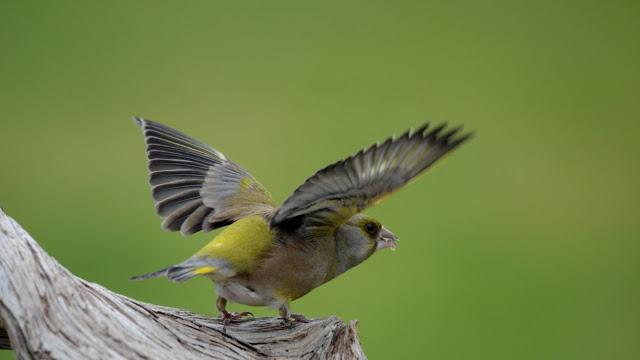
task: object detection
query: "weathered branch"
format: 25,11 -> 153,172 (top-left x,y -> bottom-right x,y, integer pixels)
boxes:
0,209 -> 366,359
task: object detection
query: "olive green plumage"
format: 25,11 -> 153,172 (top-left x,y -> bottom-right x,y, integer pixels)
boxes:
131,117 -> 471,321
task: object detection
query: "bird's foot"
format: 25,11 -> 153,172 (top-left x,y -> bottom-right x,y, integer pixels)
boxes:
221,310 -> 254,325
290,313 -> 310,323
281,313 -> 310,326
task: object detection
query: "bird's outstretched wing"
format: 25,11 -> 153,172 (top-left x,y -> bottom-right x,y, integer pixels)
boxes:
134,117 -> 275,235
271,123 -> 471,235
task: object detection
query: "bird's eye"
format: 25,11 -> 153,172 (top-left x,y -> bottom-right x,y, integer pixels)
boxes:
364,222 -> 377,235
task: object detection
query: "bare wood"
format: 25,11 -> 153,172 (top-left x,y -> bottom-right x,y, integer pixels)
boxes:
0,209 -> 366,359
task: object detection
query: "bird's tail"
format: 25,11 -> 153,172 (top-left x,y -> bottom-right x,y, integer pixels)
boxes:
129,267 -> 170,281
130,263 -> 216,282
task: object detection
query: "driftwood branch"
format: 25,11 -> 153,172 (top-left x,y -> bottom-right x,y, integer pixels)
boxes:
0,209 -> 366,359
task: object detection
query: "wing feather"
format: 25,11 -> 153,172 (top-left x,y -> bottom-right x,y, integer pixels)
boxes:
134,117 -> 275,235
271,123 -> 471,234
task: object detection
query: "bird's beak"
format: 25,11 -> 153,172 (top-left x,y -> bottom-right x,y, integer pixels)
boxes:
376,227 -> 398,251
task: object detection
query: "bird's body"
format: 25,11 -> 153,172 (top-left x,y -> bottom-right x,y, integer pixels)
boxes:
198,214 -> 337,309
131,117 -> 470,321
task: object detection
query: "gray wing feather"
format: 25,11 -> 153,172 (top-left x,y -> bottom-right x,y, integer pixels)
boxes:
271,123 -> 471,231
134,117 -> 275,235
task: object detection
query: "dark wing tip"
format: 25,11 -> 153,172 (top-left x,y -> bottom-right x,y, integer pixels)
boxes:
132,116 -> 145,127
453,129 -> 474,144
412,122 -> 431,136
446,126 -> 474,148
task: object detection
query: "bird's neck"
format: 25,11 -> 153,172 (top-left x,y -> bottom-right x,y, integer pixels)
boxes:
331,226 -> 375,280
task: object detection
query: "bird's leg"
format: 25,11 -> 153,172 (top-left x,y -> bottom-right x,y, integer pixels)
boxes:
278,303 -> 290,320
216,297 -> 253,325
278,303 -> 309,324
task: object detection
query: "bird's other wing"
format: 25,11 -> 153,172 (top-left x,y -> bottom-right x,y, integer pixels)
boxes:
134,117 -> 275,235
270,123 -> 472,235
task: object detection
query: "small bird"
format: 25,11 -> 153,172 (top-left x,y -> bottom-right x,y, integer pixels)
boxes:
130,117 -> 471,323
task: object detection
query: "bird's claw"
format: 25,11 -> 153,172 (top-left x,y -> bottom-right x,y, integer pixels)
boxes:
290,314 -> 310,323
221,311 -> 254,325
281,313 -> 310,326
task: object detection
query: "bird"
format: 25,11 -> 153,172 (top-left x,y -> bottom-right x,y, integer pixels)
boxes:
130,117 -> 471,324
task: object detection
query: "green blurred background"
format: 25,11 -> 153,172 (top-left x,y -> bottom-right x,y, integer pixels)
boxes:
1,1 -> 638,359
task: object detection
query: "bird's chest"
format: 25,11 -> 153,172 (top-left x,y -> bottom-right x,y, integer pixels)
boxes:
250,239 -> 338,302
214,242 -> 336,307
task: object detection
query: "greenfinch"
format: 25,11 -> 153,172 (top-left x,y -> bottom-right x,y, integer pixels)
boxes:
131,118 -> 470,323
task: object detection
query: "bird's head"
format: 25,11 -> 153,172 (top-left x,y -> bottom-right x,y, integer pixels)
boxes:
335,214 -> 398,273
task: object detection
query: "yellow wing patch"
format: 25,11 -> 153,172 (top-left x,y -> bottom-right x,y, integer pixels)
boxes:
196,215 -> 273,273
